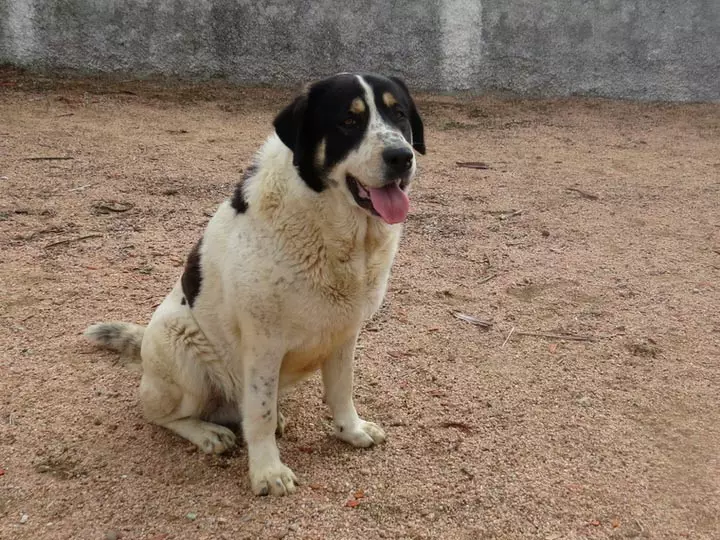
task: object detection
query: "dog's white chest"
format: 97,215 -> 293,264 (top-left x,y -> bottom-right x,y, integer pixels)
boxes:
276,228 -> 398,380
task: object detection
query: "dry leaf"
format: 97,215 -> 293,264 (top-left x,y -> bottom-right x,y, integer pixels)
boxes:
353,489 -> 365,499
589,520 -> 601,527
345,499 -> 360,508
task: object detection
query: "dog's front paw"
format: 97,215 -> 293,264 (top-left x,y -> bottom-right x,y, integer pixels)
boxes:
250,462 -> 299,496
335,420 -> 386,448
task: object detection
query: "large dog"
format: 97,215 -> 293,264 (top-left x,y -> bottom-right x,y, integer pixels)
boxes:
85,72 -> 425,496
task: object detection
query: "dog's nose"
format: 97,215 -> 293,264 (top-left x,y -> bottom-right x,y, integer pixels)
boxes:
382,147 -> 414,176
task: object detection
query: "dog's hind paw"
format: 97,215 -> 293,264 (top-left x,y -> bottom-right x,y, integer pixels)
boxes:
335,420 -> 386,448
198,424 -> 237,454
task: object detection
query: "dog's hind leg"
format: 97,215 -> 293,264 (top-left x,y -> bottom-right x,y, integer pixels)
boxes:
138,314 -> 237,455
275,410 -> 287,438
138,372 -> 237,454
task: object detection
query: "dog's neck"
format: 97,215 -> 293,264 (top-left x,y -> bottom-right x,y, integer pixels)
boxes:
245,135 -> 401,262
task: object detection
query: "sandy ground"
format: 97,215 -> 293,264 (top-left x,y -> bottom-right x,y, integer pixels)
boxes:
1,68 -> 719,540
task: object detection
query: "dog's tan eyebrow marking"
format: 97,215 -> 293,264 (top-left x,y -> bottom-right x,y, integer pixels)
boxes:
315,138 -> 326,167
382,92 -> 397,107
350,98 -> 366,114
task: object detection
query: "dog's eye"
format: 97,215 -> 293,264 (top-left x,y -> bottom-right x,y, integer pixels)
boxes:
393,107 -> 407,120
342,117 -> 357,127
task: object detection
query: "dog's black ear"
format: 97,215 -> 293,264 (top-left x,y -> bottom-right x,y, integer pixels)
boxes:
273,94 -> 307,159
390,76 -> 425,155
273,90 -> 325,192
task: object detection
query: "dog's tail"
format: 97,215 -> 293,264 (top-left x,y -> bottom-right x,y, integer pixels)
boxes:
84,322 -> 145,361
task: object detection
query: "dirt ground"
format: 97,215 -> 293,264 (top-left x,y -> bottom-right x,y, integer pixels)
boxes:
1,68 -> 719,540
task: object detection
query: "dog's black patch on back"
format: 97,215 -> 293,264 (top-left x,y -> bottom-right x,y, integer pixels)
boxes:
181,238 -> 203,308
230,164 -> 257,213
231,184 -> 248,213
180,297 -> 187,306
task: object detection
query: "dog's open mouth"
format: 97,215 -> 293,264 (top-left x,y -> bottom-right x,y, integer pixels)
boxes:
346,175 -> 410,224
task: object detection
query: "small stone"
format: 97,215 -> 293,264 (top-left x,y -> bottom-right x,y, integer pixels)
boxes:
186,512 -> 197,521
541,229 -> 550,237
104,530 -> 122,540
20,513 -> 28,524
578,396 -> 591,407
93,418 -> 103,426
288,524 -> 298,532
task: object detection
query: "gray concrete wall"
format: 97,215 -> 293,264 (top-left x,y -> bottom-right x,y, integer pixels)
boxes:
1,1 -> 718,102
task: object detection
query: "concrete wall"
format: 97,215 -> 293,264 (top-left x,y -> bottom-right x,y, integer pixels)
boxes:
1,0 -> 718,102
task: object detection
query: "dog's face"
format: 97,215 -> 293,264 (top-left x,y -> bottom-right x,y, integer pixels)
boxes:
273,73 -> 425,225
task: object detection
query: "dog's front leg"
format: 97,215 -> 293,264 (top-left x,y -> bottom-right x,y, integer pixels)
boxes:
243,345 -> 298,496
322,333 -> 386,447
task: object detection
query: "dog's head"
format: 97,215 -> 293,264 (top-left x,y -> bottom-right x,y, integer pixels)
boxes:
273,73 -> 425,225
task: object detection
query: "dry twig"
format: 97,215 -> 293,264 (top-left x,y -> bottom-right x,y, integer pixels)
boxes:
456,161 -> 491,170
69,183 -> 94,192
44,233 -> 103,249
515,330 -> 595,342
478,273 -> 498,285
23,156 -> 74,161
499,210 -> 523,220
566,187 -> 599,200
451,311 -> 493,328
501,326 -> 515,347
439,421 -> 473,432
92,201 -> 133,213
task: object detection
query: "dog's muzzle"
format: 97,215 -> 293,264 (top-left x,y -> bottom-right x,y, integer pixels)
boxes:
346,172 -> 411,225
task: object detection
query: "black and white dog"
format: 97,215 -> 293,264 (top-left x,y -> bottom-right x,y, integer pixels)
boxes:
85,72 -> 425,496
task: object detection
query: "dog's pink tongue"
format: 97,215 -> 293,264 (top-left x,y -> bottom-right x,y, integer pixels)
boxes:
368,184 -> 410,224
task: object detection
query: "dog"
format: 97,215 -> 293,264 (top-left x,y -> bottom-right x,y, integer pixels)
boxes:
84,72 -> 425,496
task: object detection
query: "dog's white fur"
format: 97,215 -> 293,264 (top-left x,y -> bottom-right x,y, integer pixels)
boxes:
85,75 -> 419,496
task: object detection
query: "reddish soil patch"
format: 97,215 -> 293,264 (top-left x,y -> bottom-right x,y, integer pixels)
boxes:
1,70 -> 719,539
